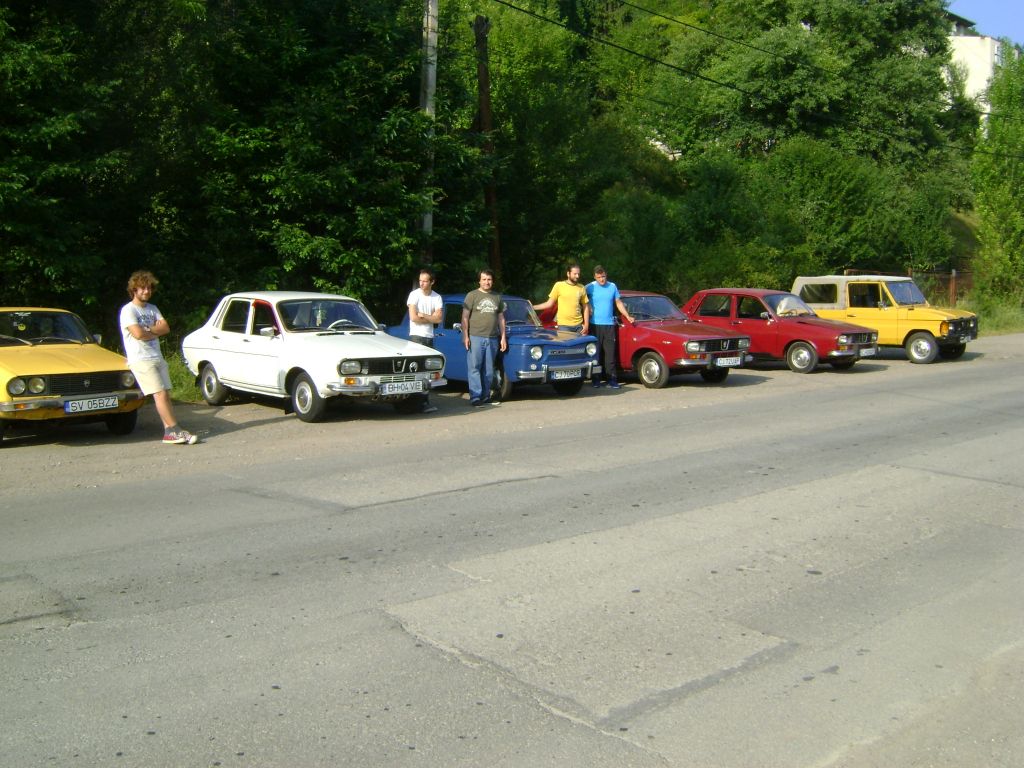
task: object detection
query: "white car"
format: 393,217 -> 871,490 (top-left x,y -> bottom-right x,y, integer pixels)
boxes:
181,292 -> 446,422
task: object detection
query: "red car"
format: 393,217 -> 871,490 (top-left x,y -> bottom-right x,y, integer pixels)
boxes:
682,288 -> 878,373
614,291 -> 751,387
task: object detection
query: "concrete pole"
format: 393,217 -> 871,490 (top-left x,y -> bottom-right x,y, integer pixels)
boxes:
419,0 -> 438,259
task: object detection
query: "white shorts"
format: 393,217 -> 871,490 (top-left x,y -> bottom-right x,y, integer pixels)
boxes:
130,358 -> 172,395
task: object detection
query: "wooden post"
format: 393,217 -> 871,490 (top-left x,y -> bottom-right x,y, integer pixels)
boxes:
473,15 -> 502,280
419,0 -> 438,263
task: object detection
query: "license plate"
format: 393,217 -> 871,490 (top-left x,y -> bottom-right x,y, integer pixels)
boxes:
551,368 -> 581,380
65,396 -> 119,414
859,347 -> 876,357
959,335 -> 970,343
715,356 -> 741,367
380,380 -> 425,395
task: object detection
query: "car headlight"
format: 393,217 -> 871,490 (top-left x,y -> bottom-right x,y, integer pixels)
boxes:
837,334 -> 850,345
529,346 -> 543,361
338,360 -> 364,375
28,377 -> 47,394
8,377 -> 26,395
120,371 -> 137,388
585,342 -> 597,357
871,333 -> 878,342
738,338 -> 751,350
424,357 -> 444,370
685,341 -> 702,353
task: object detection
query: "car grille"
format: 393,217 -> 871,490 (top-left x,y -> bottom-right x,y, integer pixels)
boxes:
849,333 -> 874,344
548,346 -> 588,357
949,318 -> 978,336
46,371 -> 131,396
364,357 -> 435,375
378,374 -> 420,383
707,338 -> 744,352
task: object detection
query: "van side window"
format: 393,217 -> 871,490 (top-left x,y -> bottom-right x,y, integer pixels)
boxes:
849,284 -> 882,308
798,284 -> 836,304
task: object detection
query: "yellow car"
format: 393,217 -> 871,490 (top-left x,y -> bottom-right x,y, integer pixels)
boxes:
1,307 -> 144,444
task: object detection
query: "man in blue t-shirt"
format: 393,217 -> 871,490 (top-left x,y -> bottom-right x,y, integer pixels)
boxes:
585,266 -> 634,388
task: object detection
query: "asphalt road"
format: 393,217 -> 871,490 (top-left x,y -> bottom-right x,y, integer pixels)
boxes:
2,336 -> 1022,767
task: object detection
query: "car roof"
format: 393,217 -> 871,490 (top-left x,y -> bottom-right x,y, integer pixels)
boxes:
441,293 -> 528,303
619,290 -> 672,298
797,275 -> 912,283
218,291 -> 359,302
1,306 -> 78,313
693,288 -> 789,298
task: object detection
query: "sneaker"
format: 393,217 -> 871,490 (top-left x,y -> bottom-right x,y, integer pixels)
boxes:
421,405 -> 438,414
163,428 -> 199,445
608,380 -> 622,389
591,379 -> 603,388
470,399 -> 484,407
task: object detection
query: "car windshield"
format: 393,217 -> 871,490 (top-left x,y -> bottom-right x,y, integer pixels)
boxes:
886,281 -> 927,306
765,293 -> 815,317
0,310 -> 93,346
278,298 -> 377,332
503,298 -> 542,327
622,295 -> 686,321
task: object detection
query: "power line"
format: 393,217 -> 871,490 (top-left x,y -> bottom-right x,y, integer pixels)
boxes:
484,0 -> 1024,162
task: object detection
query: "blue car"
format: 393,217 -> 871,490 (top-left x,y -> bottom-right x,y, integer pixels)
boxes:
390,294 -> 601,399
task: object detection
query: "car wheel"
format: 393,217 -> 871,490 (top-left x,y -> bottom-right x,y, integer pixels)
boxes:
830,359 -> 857,370
699,368 -> 729,383
785,342 -> 818,373
291,373 -> 327,422
200,363 -> 230,405
492,366 -> 513,402
104,409 -> 138,436
938,343 -> 967,360
637,352 -> 669,388
552,379 -> 584,396
905,332 -> 938,364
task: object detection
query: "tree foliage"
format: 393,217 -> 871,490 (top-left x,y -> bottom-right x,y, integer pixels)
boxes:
0,0 -> 1002,342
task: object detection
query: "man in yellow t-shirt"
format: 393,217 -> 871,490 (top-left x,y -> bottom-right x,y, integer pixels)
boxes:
532,262 -> 590,334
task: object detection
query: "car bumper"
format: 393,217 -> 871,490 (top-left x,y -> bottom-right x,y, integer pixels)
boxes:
514,361 -> 601,383
0,391 -> 145,421
829,343 -> 878,359
326,374 -> 446,397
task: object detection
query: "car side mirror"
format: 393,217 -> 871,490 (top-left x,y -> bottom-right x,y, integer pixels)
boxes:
258,326 -> 278,337
760,311 -> 771,320
93,333 -> 103,345
453,322 -> 462,331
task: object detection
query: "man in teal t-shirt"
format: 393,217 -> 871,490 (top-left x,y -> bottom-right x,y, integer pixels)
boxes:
585,265 -> 633,388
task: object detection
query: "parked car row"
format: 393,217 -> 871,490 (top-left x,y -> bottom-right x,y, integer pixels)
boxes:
0,274 -> 979,442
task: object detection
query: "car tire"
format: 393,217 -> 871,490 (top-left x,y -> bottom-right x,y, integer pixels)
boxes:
830,359 -> 857,370
552,379 -> 584,396
104,409 -> 138,436
699,368 -> 729,383
492,366 -> 513,402
200,363 -> 230,405
291,373 -> 327,422
786,342 -> 818,373
637,352 -> 669,389
905,332 -> 938,364
938,343 -> 967,360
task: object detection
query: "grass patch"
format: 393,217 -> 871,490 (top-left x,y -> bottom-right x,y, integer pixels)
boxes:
167,352 -> 203,403
961,295 -> 1024,336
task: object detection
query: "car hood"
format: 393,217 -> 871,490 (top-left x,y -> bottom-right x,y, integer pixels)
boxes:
634,319 -> 746,339
782,316 -> 873,334
284,330 -> 442,357
0,343 -> 129,376
507,326 -> 596,345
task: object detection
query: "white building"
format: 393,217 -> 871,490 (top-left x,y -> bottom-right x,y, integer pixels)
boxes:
947,11 -> 1007,104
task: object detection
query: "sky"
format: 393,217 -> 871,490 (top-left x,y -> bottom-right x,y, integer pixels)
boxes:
947,0 -> 1024,47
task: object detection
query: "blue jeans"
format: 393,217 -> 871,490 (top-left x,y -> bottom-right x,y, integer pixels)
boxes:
467,335 -> 499,402
558,324 -> 583,333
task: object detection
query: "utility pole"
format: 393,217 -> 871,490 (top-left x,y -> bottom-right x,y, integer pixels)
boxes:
473,15 -> 501,280
419,0 -> 438,262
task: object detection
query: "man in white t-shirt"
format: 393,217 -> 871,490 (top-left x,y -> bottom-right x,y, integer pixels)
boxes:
406,268 -> 444,413
120,270 -> 199,444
